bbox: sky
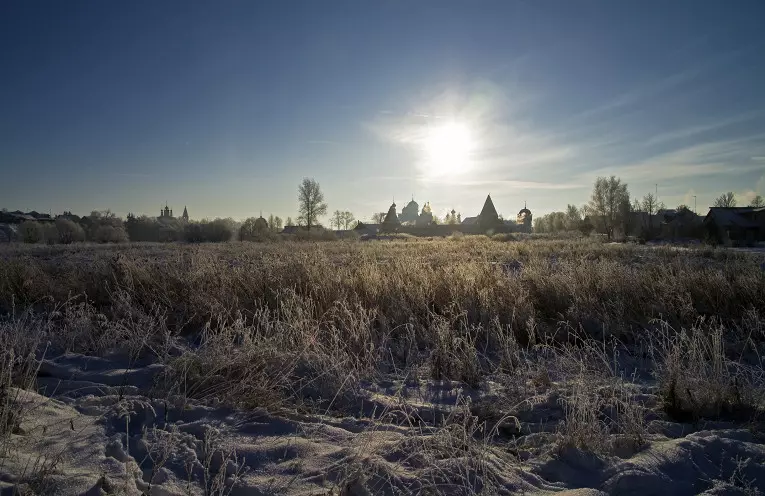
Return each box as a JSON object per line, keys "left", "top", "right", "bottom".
{"left": 1, "top": 0, "right": 764, "bottom": 222}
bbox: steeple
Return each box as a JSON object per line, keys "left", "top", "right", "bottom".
{"left": 182, "top": 206, "right": 189, "bottom": 221}
{"left": 477, "top": 194, "right": 500, "bottom": 230}
{"left": 381, "top": 201, "right": 401, "bottom": 232}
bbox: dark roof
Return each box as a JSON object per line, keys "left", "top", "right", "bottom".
{"left": 461, "top": 216, "right": 478, "bottom": 225}
{"left": 478, "top": 195, "right": 499, "bottom": 220}
{"left": 704, "top": 207, "right": 761, "bottom": 229}
{"left": 354, "top": 222, "right": 379, "bottom": 231}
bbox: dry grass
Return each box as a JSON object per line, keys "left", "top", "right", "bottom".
{"left": 0, "top": 237, "right": 764, "bottom": 492}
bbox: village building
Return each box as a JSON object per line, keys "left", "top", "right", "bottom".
{"left": 704, "top": 207, "right": 765, "bottom": 246}
{"left": 158, "top": 204, "right": 189, "bottom": 222}
{"left": 417, "top": 202, "right": 434, "bottom": 226}
{"left": 516, "top": 203, "right": 533, "bottom": 233}
{"left": 399, "top": 198, "right": 419, "bottom": 224}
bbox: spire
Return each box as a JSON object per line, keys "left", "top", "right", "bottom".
{"left": 478, "top": 194, "right": 500, "bottom": 230}
{"left": 381, "top": 201, "right": 401, "bottom": 231}
{"left": 182, "top": 206, "right": 188, "bottom": 220}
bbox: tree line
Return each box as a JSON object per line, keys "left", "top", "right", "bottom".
{"left": 8, "top": 177, "right": 334, "bottom": 244}
{"left": 534, "top": 177, "right": 763, "bottom": 240}
{"left": 6, "top": 176, "right": 762, "bottom": 244}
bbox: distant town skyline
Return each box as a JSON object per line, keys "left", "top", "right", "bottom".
{"left": 1, "top": 1, "right": 764, "bottom": 221}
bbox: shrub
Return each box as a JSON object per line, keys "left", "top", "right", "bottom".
{"left": 42, "top": 223, "right": 58, "bottom": 245}
{"left": 183, "top": 219, "right": 234, "bottom": 243}
{"left": 19, "top": 221, "right": 43, "bottom": 244}
{"left": 55, "top": 218, "right": 85, "bottom": 244}
{"left": 239, "top": 217, "right": 271, "bottom": 241}
{"left": 92, "top": 224, "right": 128, "bottom": 243}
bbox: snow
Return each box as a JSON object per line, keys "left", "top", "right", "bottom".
{"left": 2, "top": 351, "right": 764, "bottom": 494}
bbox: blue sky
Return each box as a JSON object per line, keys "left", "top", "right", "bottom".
{"left": 1, "top": 0, "right": 764, "bottom": 221}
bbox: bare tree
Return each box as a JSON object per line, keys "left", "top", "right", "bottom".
{"left": 297, "top": 178, "right": 327, "bottom": 230}
{"left": 274, "top": 216, "right": 283, "bottom": 231}
{"left": 586, "top": 176, "right": 630, "bottom": 241}
{"left": 749, "top": 195, "right": 764, "bottom": 207}
{"left": 342, "top": 211, "right": 355, "bottom": 229}
{"left": 713, "top": 192, "right": 736, "bottom": 208}
{"left": 640, "top": 192, "right": 664, "bottom": 216}
{"left": 332, "top": 210, "right": 344, "bottom": 230}
{"left": 372, "top": 212, "right": 386, "bottom": 224}
{"left": 639, "top": 192, "right": 665, "bottom": 235}
{"left": 285, "top": 216, "right": 293, "bottom": 227}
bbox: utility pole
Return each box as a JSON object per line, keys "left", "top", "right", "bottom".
{"left": 693, "top": 195, "right": 697, "bottom": 214}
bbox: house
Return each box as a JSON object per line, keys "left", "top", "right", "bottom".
{"left": 704, "top": 207, "right": 765, "bottom": 246}
{"left": 660, "top": 208, "right": 703, "bottom": 240}
{"left": 0, "top": 210, "right": 53, "bottom": 224}
{"left": 354, "top": 222, "right": 379, "bottom": 236}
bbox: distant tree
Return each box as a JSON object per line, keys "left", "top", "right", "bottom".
{"left": 240, "top": 217, "right": 270, "bottom": 240}
{"left": 285, "top": 217, "right": 293, "bottom": 227}
{"left": 297, "top": 178, "right": 327, "bottom": 231}
{"left": 274, "top": 216, "right": 283, "bottom": 231}
{"left": 533, "top": 216, "right": 545, "bottom": 233}
{"left": 640, "top": 193, "right": 664, "bottom": 216}
{"left": 84, "top": 211, "right": 127, "bottom": 242}
{"left": 185, "top": 218, "right": 234, "bottom": 243}
{"left": 750, "top": 195, "right": 764, "bottom": 208}
{"left": 20, "top": 221, "right": 43, "bottom": 243}
{"left": 372, "top": 212, "right": 386, "bottom": 224}
{"left": 332, "top": 210, "right": 344, "bottom": 230}
{"left": 447, "top": 212, "right": 457, "bottom": 225}
{"left": 579, "top": 216, "right": 594, "bottom": 236}
{"left": 457, "top": 212, "right": 462, "bottom": 223}
{"left": 55, "top": 218, "right": 85, "bottom": 244}
{"left": 268, "top": 214, "right": 276, "bottom": 231}
{"left": 341, "top": 211, "right": 355, "bottom": 229}
{"left": 92, "top": 225, "right": 128, "bottom": 243}
{"left": 42, "top": 224, "right": 58, "bottom": 245}
{"left": 621, "top": 197, "right": 637, "bottom": 237}
{"left": 565, "top": 204, "right": 581, "bottom": 231}
{"left": 586, "top": 176, "right": 630, "bottom": 241}
{"left": 713, "top": 192, "right": 736, "bottom": 208}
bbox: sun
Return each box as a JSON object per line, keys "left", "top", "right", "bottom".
{"left": 422, "top": 121, "right": 475, "bottom": 176}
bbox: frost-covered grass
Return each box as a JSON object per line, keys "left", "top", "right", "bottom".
{"left": 1, "top": 237, "right": 764, "bottom": 494}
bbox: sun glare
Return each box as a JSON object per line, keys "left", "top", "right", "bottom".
{"left": 422, "top": 121, "right": 475, "bottom": 176}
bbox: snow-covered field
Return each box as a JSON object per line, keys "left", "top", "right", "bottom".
{"left": 1, "top": 239, "right": 764, "bottom": 494}
{"left": 3, "top": 348, "right": 764, "bottom": 495}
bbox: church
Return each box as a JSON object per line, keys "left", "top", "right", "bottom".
{"left": 379, "top": 194, "right": 532, "bottom": 235}
{"left": 159, "top": 204, "right": 189, "bottom": 222}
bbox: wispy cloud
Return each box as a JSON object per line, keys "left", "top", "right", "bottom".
{"left": 645, "top": 111, "right": 763, "bottom": 146}
{"left": 587, "top": 135, "right": 765, "bottom": 184}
